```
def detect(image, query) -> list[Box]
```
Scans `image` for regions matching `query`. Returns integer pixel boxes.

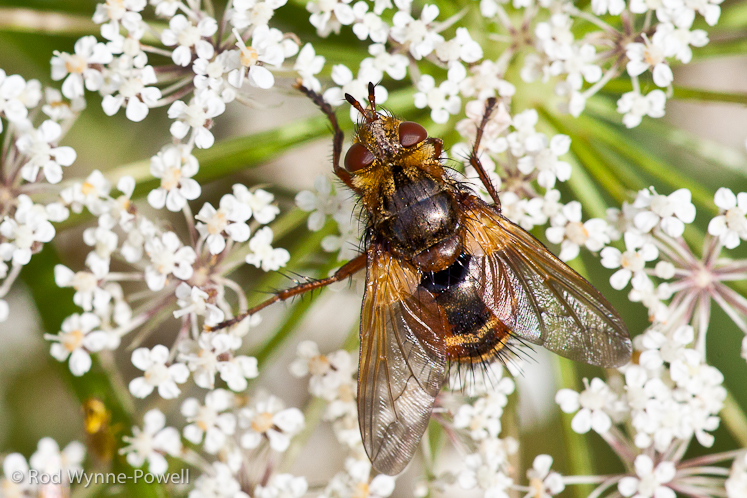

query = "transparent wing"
[464,198,632,368]
[358,245,447,475]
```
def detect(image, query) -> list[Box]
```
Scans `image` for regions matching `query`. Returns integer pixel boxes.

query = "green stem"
[721,389,747,448]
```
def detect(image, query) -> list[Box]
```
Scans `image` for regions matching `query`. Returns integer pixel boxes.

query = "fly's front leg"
[295,82,358,192]
[469,97,502,211]
[208,253,367,331]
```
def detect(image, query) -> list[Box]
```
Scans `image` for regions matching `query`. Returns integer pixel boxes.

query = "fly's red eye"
[399,121,427,147]
[344,143,375,172]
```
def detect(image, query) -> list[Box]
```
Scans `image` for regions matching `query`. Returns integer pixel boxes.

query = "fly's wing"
[463,198,632,368]
[358,244,447,475]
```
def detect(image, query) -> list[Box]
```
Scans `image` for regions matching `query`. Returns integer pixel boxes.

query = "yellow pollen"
[81,182,96,195]
[63,329,86,352]
[161,167,183,191]
[251,412,274,433]
[353,482,369,498]
[65,54,87,74]
[240,46,259,67]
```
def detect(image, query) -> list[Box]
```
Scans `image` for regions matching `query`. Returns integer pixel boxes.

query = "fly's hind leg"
[469,97,502,212]
[208,253,367,331]
[294,82,358,192]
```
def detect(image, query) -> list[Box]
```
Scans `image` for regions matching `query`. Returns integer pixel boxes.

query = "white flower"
[322,63,387,120]
[51,36,113,99]
[626,37,673,87]
[413,74,460,124]
[178,332,259,391]
[601,232,659,290]
[193,50,239,104]
[239,395,304,452]
[168,92,226,149]
[0,71,32,131]
[120,409,182,475]
[617,90,666,128]
[708,188,747,249]
[545,202,609,261]
[555,44,602,91]
[289,341,355,399]
[1,453,35,495]
[144,231,197,290]
[129,345,190,399]
[255,474,308,498]
[307,0,355,37]
[517,134,572,189]
[100,65,161,122]
[190,462,250,498]
[458,452,514,498]
[245,227,290,271]
[435,27,483,64]
[618,455,676,498]
[173,283,225,326]
[295,175,348,231]
[231,0,288,29]
[555,378,615,434]
[351,2,389,43]
[390,4,443,60]
[591,0,625,14]
[228,26,295,90]
[29,438,85,477]
[17,120,77,184]
[195,195,251,254]
[294,43,325,92]
[181,389,236,454]
[633,187,696,237]
[161,15,217,67]
[362,43,409,81]
[150,0,181,17]
[45,312,108,376]
[0,195,56,266]
[147,144,201,211]
[526,454,565,497]
[726,453,747,498]
[232,185,280,224]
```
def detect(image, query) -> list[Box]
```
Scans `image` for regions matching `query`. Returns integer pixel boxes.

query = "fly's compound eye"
[344,143,375,172]
[399,121,428,147]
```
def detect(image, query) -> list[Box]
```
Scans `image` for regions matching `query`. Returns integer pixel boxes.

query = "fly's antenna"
[344,84,378,123]
[367,82,376,113]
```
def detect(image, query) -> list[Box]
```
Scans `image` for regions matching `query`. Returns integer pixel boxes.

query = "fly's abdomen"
[420,253,510,363]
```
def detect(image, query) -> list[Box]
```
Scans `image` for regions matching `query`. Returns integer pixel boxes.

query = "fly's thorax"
[367,166,463,270]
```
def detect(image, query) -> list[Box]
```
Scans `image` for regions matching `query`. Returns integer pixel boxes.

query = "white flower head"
[144,231,197,290]
[148,144,201,211]
[239,395,304,452]
[555,378,616,434]
[17,120,77,184]
[181,389,236,454]
[618,455,675,498]
[708,188,747,249]
[245,227,290,271]
[168,92,226,149]
[633,187,695,238]
[51,36,113,99]
[129,345,190,399]
[195,194,251,254]
[120,409,182,475]
[45,312,108,376]
[173,282,226,326]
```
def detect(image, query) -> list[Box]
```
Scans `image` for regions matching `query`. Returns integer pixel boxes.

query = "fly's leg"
[208,253,367,331]
[469,97,502,211]
[295,82,358,192]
